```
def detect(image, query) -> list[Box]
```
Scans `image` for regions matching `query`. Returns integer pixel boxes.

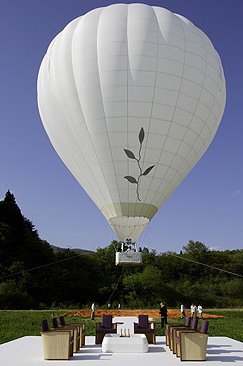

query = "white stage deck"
[1,336,243,365]
[0,317,242,365]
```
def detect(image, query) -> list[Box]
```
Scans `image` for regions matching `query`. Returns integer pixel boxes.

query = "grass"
[204,310,243,342]
[0,309,242,345]
[0,311,96,345]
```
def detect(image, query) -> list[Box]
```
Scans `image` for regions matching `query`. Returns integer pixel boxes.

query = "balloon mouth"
[108,216,150,242]
[101,202,158,221]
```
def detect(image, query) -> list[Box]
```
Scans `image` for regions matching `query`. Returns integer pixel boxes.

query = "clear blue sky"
[0,0,242,253]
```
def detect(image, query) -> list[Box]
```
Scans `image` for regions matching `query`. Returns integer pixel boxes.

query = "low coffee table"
[102,334,148,353]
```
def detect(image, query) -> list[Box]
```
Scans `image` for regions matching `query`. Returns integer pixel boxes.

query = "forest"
[0,191,242,310]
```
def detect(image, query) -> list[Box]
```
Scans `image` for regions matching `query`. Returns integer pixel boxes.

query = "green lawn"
[0,309,242,345]
[204,310,243,342]
[0,311,96,344]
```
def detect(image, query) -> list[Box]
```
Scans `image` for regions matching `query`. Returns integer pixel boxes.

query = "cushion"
[191,318,198,330]
[200,320,208,334]
[102,315,112,329]
[40,319,48,332]
[59,316,65,326]
[185,317,191,327]
[138,315,148,329]
[51,317,58,328]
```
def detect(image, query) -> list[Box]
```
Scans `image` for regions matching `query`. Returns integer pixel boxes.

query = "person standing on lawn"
[91,302,95,320]
[197,304,203,318]
[159,302,168,328]
[190,303,197,317]
[180,304,186,318]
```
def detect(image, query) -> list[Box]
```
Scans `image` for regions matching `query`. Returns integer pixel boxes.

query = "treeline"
[0,191,242,309]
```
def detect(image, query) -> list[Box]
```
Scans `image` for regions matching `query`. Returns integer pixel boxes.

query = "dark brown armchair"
[134,315,156,344]
[95,314,118,344]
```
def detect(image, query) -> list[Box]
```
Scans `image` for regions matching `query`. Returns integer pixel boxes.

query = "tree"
[182,240,209,257]
[0,191,25,235]
[0,280,34,309]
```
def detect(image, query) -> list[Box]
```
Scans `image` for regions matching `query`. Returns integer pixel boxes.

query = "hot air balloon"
[37,4,226,266]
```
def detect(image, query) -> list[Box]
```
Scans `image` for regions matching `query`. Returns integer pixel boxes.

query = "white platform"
[102,334,148,353]
[0,316,243,366]
[1,335,243,365]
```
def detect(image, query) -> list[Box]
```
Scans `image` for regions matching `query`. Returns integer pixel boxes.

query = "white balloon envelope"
[37,3,226,243]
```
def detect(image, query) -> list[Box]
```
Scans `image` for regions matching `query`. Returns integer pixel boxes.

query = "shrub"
[0,280,34,309]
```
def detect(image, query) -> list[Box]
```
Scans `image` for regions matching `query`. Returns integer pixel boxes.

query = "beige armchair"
[59,315,86,347]
[165,316,191,348]
[179,331,208,361]
[40,319,73,360]
[175,320,209,360]
[165,322,184,346]
[51,317,80,352]
[171,317,198,352]
[41,331,74,360]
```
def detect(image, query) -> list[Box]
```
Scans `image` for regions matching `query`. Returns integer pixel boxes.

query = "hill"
[50,244,94,255]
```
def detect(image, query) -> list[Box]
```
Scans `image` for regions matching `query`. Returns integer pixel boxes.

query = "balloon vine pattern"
[124,127,155,201]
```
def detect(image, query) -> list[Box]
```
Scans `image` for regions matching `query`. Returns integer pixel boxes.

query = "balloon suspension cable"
[1,245,242,283]
[0,253,84,280]
[128,265,139,308]
[169,253,243,278]
[102,267,125,308]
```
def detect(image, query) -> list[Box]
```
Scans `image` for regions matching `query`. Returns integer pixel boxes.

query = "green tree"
[0,280,34,309]
[182,240,209,257]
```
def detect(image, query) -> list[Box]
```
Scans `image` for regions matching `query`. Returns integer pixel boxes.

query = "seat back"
[102,314,112,328]
[40,319,49,332]
[59,316,66,326]
[138,315,149,329]
[200,320,209,334]
[191,317,198,330]
[51,317,58,329]
[185,316,191,327]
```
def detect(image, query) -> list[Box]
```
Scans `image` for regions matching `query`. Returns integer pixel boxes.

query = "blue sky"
[0,0,242,253]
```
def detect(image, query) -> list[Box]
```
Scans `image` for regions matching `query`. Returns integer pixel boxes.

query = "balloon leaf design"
[142,165,155,176]
[124,149,136,159]
[123,128,156,201]
[139,127,145,144]
[124,176,138,184]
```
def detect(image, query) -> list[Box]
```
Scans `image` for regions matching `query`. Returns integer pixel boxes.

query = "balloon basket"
[115,252,142,266]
